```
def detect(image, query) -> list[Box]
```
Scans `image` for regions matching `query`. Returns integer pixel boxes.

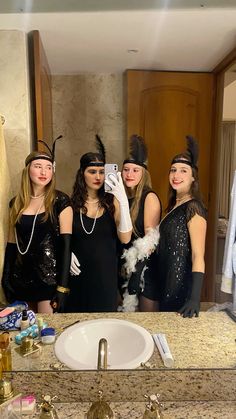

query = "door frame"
[206,46,236,301]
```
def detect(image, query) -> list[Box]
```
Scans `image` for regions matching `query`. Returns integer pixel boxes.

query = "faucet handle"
[87,390,113,418]
[143,394,164,418]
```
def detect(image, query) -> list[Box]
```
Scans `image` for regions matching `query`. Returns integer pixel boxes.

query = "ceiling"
[1,1,236,74]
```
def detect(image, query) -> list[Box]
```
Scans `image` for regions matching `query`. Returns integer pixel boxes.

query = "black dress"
[67,208,118,312]
[157,199,207,311]
[121,187,161,300]
[10,191,71,302]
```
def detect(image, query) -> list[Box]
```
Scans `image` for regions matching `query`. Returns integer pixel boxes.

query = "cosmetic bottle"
[0,333,12,372]
[20,310,29,331]
[37,317,44,334]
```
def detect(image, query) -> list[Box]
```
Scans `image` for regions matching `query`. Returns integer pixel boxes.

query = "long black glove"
[1,243,17,303]
[178,272,204,318]
[128,259,148,295]
[51,234,71,313]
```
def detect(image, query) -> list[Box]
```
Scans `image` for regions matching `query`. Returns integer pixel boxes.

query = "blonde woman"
[121,135,161,312]
[1,145,72,313]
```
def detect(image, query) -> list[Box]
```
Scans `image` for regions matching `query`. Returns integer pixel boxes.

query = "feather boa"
[122,226,160,275]
[120,227,160,312]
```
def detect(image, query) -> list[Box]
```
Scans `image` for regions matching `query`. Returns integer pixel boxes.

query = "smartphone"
[104,163,118,192]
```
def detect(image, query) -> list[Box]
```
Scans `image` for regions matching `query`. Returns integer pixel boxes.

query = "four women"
[1,135,207,316]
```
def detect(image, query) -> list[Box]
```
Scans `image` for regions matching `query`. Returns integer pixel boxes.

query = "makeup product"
[21,395,36,414]
[153,333,174,368]
[0,307,15,318]
[37,317,45,334]
[40,328,56,344]
[21,310,29,330]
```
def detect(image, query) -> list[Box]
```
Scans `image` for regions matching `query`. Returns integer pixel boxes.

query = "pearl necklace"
[80,204,100,235]
[30,192,45,199]
[15,199,44,255]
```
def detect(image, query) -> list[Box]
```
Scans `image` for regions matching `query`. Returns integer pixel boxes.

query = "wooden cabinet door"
[29,30,53,151]
[126,70,215,301]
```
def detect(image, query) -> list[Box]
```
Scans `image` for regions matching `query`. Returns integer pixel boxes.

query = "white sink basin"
[54,318,154,370]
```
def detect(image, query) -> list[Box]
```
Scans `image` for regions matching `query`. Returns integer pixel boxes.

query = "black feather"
[95,134,106,161]
[129,134,147,164]
[186,135,199,167]
[52,135,63,160]
[37,140,52,156]
[38,135,63,160]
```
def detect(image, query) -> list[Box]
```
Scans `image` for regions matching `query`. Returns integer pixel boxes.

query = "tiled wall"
[51,73,126,195]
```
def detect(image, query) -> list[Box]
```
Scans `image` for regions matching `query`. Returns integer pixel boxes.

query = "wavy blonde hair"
[10,151,56,227]
[124,167,152,237]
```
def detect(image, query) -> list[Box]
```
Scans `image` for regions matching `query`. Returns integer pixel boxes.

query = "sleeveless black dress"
[121,187,161,300]
[10,191,71,302]
[157,199,207,311]
[67,208,118,312]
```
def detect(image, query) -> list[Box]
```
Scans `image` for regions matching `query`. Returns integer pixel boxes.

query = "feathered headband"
[171,135,199,169]
[25,135,63,168]
[123,134,148,169]
[82,134,106,168]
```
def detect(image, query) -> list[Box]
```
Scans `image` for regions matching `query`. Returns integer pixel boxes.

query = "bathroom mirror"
[0,2,236,316]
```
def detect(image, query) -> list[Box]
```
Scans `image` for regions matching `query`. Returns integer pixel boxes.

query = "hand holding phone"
[104,164,118,192]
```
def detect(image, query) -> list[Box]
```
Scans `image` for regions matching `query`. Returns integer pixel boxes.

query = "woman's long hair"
[71,152,114,215]
[166,152,201,213]
[10,151,56,226]
[124,167,152,237]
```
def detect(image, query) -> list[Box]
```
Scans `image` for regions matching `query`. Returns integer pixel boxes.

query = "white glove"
[70,252,81,276]
[105,172,132,233]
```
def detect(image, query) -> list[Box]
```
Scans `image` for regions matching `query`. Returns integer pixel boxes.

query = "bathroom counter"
[6,312,236,405]
[24,401,236,419]
[11,311,236,370]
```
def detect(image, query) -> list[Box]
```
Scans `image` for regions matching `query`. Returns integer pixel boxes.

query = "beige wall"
[51,73,126,195]
[223,80,236,121]
[0,30,32,300]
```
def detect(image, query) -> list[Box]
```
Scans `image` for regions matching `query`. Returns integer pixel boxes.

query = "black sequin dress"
[10,191,71,302]
[157,199,207,311]
[67,208,118,312]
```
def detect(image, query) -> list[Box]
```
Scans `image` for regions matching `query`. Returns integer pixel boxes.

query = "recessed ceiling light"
[127,49,139,54]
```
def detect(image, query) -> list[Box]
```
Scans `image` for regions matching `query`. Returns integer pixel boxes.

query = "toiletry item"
[21,395,36,415]
[37,317,45,334]
[15,323,47,345]
[153,333,174,368]
[40,328,56,344]
[21,310,29,331]
[0,307,15,318]
[0,333,12,371]
[39,395,59,419]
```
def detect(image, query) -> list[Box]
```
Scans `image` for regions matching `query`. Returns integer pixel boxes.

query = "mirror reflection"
[0,3,236,375]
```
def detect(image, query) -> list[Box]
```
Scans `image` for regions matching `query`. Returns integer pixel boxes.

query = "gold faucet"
[97,338,108,370]
[87,390,113,419]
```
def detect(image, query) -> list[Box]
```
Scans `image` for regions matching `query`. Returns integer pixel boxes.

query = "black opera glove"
[178,272,204,318]
[1,242,17,303]
[51,286,70,313]
[50,234,71,313]
[128,259,147,295]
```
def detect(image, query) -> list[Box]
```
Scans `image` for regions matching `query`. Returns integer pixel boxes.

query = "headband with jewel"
[25,135,63,170]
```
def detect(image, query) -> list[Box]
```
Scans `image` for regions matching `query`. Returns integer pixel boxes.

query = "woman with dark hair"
[157,136,207,317]
[67,137,132,312]
[1,140,73,313]
[120,135,161,312]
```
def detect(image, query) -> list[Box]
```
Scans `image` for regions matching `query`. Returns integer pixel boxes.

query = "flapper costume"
[10,191,71,301]
[157,199,207,311]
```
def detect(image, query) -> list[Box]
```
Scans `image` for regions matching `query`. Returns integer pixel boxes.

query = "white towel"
[221,171,236,294]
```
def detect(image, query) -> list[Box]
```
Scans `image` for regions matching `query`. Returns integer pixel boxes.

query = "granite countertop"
[23,401,236,419]
[10,312,236,371]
